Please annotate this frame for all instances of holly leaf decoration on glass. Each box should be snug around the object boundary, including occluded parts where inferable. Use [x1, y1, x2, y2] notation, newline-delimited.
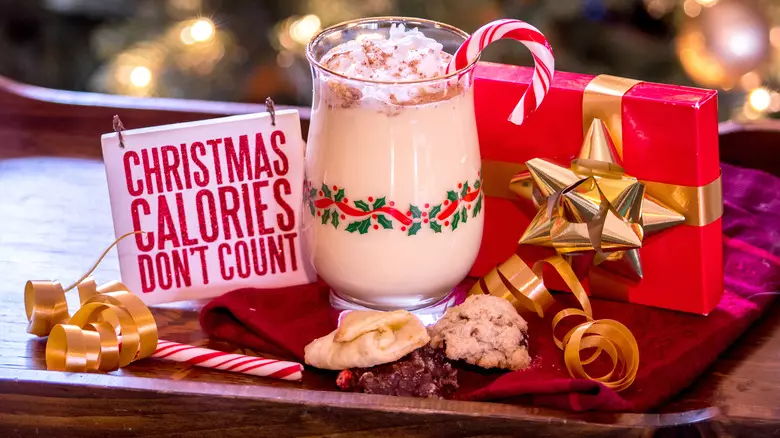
[451, 210, 461, 231]
[331, 211, 340, 229]
[407, 222, 422, 236]
[346, 222, 360, 233]
[372, 197, 386, 209]
[447, 190, 459, 202]
[334, 188, 345, 202]
[409, 205, 422, 219]
[358, 218, 371, 234]
[428, 204, 442, 220]
[460, 182, 469, 198]
[461, 206, 468, 224]
[354, 200, 371, 212]
[377, 215, 393, 229]
[321, 183, 332, 199]
[474, 179, 481, 189]
[322, 209, 331, 225]
[429, 220, 442, 233]
[309, 187, 317, 200]
[346, 218, 372, 234]
[472, 193, 483, 218]
[308, 200, 315, 216]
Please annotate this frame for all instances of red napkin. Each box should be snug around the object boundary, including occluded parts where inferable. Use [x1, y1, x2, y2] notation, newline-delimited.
[200, 164, 780, 412]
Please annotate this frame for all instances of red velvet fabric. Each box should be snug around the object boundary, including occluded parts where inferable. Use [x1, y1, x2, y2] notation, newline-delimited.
[200, 164, 780, 412]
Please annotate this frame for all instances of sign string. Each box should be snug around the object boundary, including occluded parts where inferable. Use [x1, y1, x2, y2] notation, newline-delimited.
[265, 97, 276, 126]
[113, 115, 126, 149]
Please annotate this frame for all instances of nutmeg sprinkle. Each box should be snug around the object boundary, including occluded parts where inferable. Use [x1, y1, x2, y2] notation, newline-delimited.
[320, 24, 452, 83]
[318, 24, 464, 107]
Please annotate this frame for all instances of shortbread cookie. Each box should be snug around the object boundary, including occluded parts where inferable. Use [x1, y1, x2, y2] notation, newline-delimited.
[304, 310, 430, 370]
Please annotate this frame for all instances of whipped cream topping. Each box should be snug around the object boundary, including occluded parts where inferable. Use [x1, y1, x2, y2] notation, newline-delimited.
[321, 24, 451, 82]
[317, 24, 462, 108]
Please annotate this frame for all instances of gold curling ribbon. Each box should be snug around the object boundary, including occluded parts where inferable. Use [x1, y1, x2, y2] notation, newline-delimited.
[470, 255, 639, 392]
[25, 231, 158, 372]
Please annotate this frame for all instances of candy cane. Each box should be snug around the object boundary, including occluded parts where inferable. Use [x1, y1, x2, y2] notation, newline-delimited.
[447, 19, 555, 126]
[152, 340, 304, 381]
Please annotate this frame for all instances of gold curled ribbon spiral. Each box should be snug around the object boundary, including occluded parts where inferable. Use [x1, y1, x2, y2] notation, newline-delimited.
[24, 231, 158, 372]
[470, 254, 639, 392]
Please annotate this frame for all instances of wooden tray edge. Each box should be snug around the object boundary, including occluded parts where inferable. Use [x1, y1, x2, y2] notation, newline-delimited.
[0, 368, 719, 429]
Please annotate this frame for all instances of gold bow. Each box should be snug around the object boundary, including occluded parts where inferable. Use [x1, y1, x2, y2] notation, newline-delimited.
[514, 118, 686, 281]
[24, 231, 158, 372]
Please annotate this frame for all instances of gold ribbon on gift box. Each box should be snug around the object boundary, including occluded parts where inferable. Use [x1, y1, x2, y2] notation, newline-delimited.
[25, 231, 158, 372]
[472, 75, 723, 391]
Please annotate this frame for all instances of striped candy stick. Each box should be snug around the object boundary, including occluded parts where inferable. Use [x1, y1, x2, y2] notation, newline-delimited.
[447, 19, 555, 126]
[152, 340, 304, 381]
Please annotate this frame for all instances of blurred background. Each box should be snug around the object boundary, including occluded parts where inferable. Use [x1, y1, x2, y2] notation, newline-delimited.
[0, 0, 776, 122]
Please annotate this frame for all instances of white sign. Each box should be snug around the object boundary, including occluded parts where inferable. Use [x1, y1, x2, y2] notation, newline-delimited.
[101, 111, 315, 305]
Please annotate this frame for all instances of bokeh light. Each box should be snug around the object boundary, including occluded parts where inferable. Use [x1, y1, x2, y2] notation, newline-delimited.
[748, 87, 771, 112]
[683, 0, 702, 18]
[181, 18, 215, 45]
[129, 66, 152, 88]
[191, 19, 216, 42]
[289, 15, 321, 45]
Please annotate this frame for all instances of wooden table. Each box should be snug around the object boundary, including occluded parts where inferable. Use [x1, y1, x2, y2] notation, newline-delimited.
[1, 75, 779, 437]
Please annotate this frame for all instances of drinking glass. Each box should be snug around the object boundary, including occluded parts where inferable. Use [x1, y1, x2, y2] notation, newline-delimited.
[303, 17, 483, 316]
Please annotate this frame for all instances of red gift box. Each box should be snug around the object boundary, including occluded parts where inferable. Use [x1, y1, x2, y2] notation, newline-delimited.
[470, 62, 723, 315]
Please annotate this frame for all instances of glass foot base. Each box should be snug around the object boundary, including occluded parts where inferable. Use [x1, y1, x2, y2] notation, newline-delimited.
[329, 289, 465, 326]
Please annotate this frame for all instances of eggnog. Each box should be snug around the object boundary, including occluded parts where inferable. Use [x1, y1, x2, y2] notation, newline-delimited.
[304, 20, 483, 310]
